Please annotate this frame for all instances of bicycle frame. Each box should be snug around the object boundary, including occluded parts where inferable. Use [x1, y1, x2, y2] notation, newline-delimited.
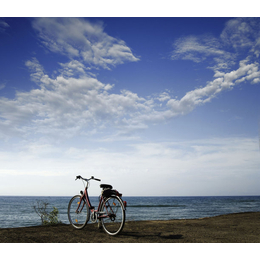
[68, 175, 126, 235]
[75, 185, 115, 220]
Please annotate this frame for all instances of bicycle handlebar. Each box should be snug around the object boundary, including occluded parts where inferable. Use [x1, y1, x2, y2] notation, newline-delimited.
[75, 175, 101, 182]
[91, 176, 101, 181]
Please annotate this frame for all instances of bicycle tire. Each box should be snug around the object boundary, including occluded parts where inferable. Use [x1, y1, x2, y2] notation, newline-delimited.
[100, 195, 125, 235]
[68, 195, 90, 229]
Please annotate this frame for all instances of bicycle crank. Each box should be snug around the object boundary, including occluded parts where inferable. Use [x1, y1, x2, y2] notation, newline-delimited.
[109, 214, 116, 221]
[90, 212, 97, 223]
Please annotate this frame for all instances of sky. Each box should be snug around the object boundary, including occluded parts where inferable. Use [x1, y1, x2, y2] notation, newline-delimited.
[0, 15, 260, 196]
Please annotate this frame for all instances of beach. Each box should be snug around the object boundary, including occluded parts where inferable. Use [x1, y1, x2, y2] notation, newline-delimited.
[0, 212, 259, 243]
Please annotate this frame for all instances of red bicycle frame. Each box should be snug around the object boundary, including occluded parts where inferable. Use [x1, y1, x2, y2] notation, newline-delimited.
[73, 175, 126, 225]
[76, 186, 118, 220]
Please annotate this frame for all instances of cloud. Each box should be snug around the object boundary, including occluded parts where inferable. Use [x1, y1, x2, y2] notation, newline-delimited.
[1, 18, 260, 141]
[0, 19, 9, 33]
[1, 137, 259, 195]
[32, 18, 139, 70]
[0, 82, 6, 90]
[1, 18, 260, 197]
[168, 18, 260, 116]
[171, 35, 228, 63]
[0, 57, 152, 139]
[171, 34, 238, 72]
[171, 18, 260, 71]
[0, 54, 259, 140]
[167, 58, 260, 115]
[220, 18, 260, 50]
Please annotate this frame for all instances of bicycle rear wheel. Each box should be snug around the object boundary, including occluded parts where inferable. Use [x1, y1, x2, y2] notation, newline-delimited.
[100, 195, 125, 235]
[68, 195, 90, 229]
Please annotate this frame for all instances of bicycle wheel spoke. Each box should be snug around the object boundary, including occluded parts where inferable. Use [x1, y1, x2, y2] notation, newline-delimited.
[68, 195, 90, 229]
[101, 196, 125, 235]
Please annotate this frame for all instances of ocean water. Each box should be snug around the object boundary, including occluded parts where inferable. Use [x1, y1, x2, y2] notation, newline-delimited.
[0, 196, 260, 228]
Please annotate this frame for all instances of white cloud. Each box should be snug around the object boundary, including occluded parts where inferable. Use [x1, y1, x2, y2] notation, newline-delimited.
[156, 91, 171, 102]
[1, 18, 260, 142]
[172, 35, 228, 63]
[0, 137, 259, 195]
[168, 18, 260, 117]
[32, 18, 139, 70]
[0, 19, 9, 33]
[25, 58, 46, 84]
[220, 18, 260, 50]
[0, 82, 6, 90]
[167, 58, 260, 115]
[0, 54, 259, 140]
[0, 57, 153, 139]
[172, 18, 260, 72]
[1, 18, 260, 197]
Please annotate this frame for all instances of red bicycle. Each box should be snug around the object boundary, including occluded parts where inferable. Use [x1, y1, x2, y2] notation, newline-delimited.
[68, 175, 126, 235]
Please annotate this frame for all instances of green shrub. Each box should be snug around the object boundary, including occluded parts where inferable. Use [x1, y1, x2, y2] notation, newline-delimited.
[33, 200, 62, 225]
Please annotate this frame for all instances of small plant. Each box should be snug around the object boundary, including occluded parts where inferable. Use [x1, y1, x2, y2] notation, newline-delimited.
[33, 200, 61, 225]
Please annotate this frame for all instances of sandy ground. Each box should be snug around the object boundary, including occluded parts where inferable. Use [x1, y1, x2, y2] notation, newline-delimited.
[0, 212, 259, 243]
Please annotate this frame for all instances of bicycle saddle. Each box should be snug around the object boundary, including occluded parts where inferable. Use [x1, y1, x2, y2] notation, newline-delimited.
[100, 184, 113, 190]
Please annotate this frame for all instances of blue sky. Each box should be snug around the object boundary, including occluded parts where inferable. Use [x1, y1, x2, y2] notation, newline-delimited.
[0, 16, 260, 196]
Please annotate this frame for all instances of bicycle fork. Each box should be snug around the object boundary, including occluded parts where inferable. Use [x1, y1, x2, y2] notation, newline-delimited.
[76, 197, 86, 214]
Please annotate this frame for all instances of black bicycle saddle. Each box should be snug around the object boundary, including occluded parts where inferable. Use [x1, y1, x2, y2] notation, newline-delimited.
[100, 184, 113, 190]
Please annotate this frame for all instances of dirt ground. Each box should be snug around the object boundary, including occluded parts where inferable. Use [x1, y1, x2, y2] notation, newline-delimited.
[0, 212, 259, 243]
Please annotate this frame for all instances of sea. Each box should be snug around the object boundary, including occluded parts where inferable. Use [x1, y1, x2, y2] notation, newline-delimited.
[0, 196, 260, 229]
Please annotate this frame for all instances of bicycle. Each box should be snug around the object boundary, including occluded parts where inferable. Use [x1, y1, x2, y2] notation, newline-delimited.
[68, 175, 127, 236]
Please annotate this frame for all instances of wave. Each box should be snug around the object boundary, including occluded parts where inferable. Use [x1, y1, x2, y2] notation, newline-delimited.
[127, 204, 186, 208]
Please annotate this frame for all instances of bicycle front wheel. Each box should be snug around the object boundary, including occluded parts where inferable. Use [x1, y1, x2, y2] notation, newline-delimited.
[68, 195, 90, 229]
[100, 196, 125, 235]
